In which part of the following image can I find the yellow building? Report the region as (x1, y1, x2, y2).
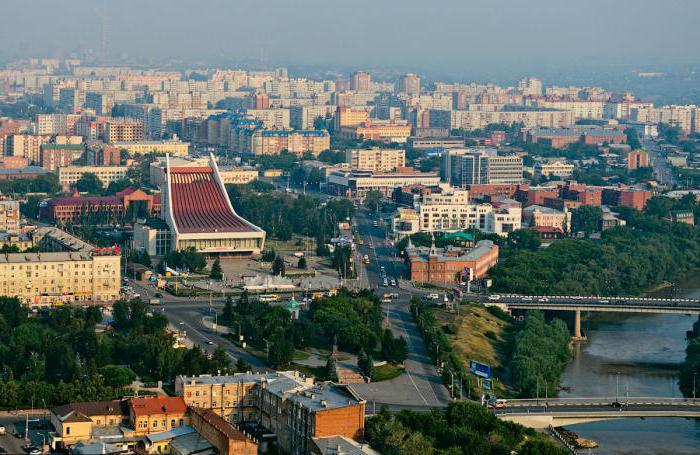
(534, 160, 575, 178)
(50, 400, 129, 448)
(346, 148, 406, 172)
(175, 373, 269, 421)
(0, 227, 121, 306)
(113, 139, 190, 156)
(219, 167, 259, 185)
(58, 165, 130, 191)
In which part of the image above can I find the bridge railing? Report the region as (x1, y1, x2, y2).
(506, 397, 700, 406)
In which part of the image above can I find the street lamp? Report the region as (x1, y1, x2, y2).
(693, 372, 697, 399)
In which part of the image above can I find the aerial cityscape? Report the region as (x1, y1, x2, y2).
(0, 1, 699, 454)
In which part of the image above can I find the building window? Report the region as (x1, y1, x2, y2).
(66, 427, 70, 435)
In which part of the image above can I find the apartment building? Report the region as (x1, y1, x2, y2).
(441, 149, 522, 186)
(535, 99, 607, 119)
(36, 113, 81, 135)
(334, 107, 370, 129)
(112, 139, 189, 156)
(85, 91, 114, 115)
(449, 109, 574, 131)
(175, 372, 366, 455)
(351, 71, 371, 91)
(40, 143, 84, 171)
(6, 134, 52, 163)
(345, 148, 405, 172)
(627, 150, 650, 170)
(399, 73, 421, 95)
(58, 165, 130, 190)
(0, 199, 20, 232)
(0, 227, 121, 306)
(246, 108, 291, 129)
(249, 130, 330, 156)
(103, 119, 145, 142)
(340, 123, 413, 143)
(290, 105, 337, 129)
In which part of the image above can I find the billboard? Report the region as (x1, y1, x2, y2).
(470, 360, 491, 378)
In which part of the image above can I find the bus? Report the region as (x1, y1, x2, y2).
(259, 294, 281, 302)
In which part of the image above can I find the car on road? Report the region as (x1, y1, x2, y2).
(206, 340, 214, 345)
(428, 293, 439, 300)
(538, 297, 549, 302)
(383, 278, 388, 287)
(521, 296, 533, 301)
(390, 292, 399, 298)
(488, 295, 500, 301)
(487, 398, 508, 409)
(390, 279, 397, 286)
(599, 299, 610, 303)
(382, 298, 392, 303)
(373, 221, 378, 227)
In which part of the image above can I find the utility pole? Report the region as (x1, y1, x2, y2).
(616, 372, 620, 403)
(694, 372, 697, 399)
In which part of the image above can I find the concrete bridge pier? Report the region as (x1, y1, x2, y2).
(572, 309, 586, 341)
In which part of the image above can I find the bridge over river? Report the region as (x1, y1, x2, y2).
(461, 294, 700, 338)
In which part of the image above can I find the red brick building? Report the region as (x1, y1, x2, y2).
(47, 188, 161, 225)
(407, 240, 499, 284)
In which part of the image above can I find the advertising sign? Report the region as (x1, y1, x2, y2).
(470, 360, 491, 378)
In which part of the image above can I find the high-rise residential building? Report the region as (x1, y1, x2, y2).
(627, 150, 650, 170)
(40, 143, 84, 171)
(58, 87, 83, 113)
(290, 105, 337, 130)
(102, 119, 145, 143)
(351, 71, 371, 91)
(345, 148, 406, 172)
(441, 149, 490, 187)
(85, 92, 114, 115)
(399, 73, 421, 95)
(441, 149, 522, 186)
(334, 107, 370, 130)
(6, 134, 52, 164)
(250, 92, 270, 109)
(518, 77, 543, 97)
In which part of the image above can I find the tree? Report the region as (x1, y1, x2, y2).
(325, 358, 338, 382)
(268, 329, 294, 368)
(210, 257, 223, 279)
(297, 256, 307, 269)
(572, 206, 603, 236)
(75, 172, 103, 193)
(381, 329, 407, 364)
(99, 365, 136, 388)
(624, 127, 642, 150)
(222, 296, 234, 323)
(261, 249, 276, 262)
(272, 255, 285, 276)
(364, 190, 383, 212)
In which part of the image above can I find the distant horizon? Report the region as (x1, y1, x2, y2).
(1, 0, 698, 74)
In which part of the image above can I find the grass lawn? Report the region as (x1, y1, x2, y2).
(293, 350, 311, 361)
(371, 363, 404, 382)
(435, 303, 513, 395)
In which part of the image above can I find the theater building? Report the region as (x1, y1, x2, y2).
(134, 154, 265, 257)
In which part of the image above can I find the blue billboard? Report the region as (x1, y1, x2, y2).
(470, 360, 491, 378)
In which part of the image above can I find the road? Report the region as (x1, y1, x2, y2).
(129, 280, 270, 371)
(644, 138, 677, 187)
(348, 210, 450, 408)
(142, 185, 449, 409)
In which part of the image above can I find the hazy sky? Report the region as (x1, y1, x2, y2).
(2, 0, 699, 73)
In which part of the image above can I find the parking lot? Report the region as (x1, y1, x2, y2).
(0, 414, 50, 454)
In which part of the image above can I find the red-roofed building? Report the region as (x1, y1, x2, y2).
(47, 188, 160, 225)
(129, 396, 189, 436)
(151, 154, 265, 256)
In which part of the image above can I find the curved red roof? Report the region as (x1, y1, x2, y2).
(169, 168, 254, 233)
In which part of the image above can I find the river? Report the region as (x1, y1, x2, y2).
(558, 278, 700, 454)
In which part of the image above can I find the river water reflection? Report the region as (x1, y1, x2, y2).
(558, 278, 700, 454)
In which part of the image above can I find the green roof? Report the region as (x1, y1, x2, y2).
(443, 231, 476, 241)
(41, 144, 84, 150)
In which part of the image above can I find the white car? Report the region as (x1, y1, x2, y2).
(383, 278, 389, 286)
(488, 295, 500, 301)
(390, 279, 397, 286)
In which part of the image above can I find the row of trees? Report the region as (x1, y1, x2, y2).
(510, 312, 571, 397)
(0, 297, 231, 409)
(365, 402, 568, 455)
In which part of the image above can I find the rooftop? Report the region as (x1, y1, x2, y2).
(129, 396, 187, 417)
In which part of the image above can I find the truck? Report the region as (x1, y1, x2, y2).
(363, 254, 370, 264)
